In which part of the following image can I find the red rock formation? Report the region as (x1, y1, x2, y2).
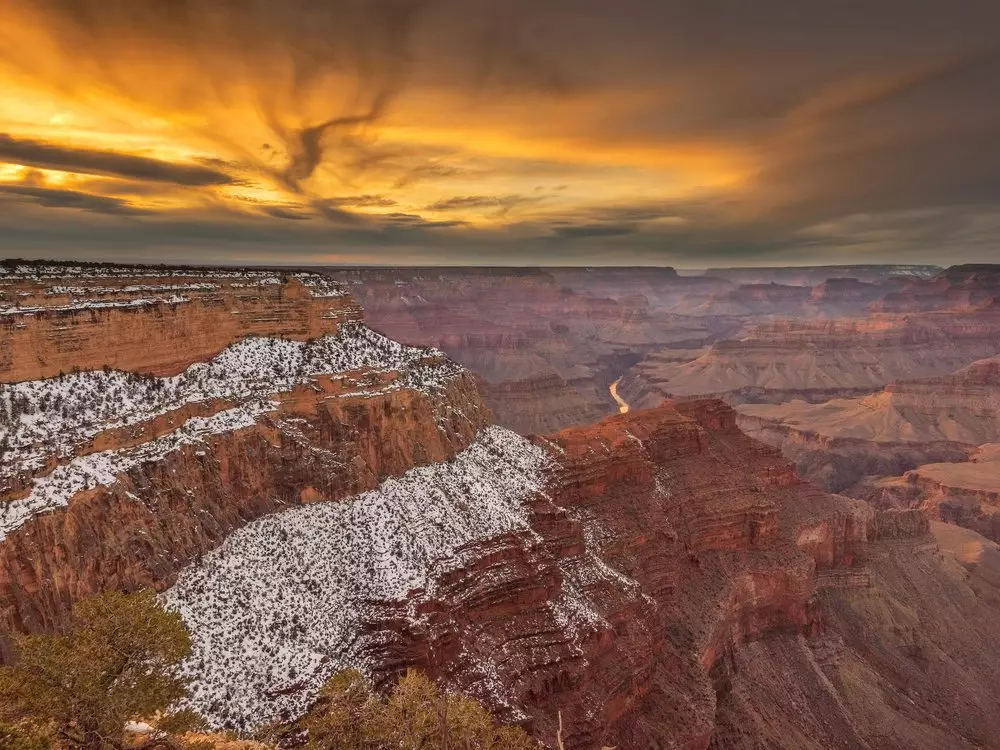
(329, 267, 721, 434)
(738, 354, 1000, 491)
(0, 369, 490, 634)
(0, 269, 361, 382)
(625, 311, 1000, 407)
(307, 399, 880, 748)
(6, 262, 1000, 749)
(860, 444, 1000, 541)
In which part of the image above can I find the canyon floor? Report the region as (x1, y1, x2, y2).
(3, 260, 1000, 748)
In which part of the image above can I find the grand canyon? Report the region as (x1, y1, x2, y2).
(5, 3, 1000, 747)
(3, 260, 1000, 749)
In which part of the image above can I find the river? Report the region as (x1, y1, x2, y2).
(609, 378, 630, 414)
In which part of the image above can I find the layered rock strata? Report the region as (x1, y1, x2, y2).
(0, 263, 360, 382)
(5, 263, 1000, 749)
(623, 312, 1000, 407)
(738, 355, 1000, 491)
(0, 267, 487, 634)
(861, 444, 1000, 541)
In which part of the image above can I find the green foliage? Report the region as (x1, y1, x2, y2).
(294, 669, 539, 750)
(0, 720, 56, 750)
(0, 589, 193, 749)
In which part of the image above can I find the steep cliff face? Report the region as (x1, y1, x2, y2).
(0, 265, 490, 635)
(860, 444, 1000, 541)
(624, 312, 1000, 407)
(156, 397, 891, 747)
(709, 519, 1000, 750)
(738, 355, 1000, 491)
(0, 264, 361, 382)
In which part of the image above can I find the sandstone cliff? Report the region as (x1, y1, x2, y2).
(738, 355, 1000, 491)
(623, 312, 1000, 407)
(5, 263, 1000, 749)
(0, 263, 361, 382)
(0, 265, 489, 634)
(860, 444, 1000, 542)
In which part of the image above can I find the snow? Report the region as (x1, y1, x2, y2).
(0, 295, 190, 316)
(0, 264, 283, 281)
(162, 426, 550, 730)
(0, 323, 460, 535)
(0, 401, 271, 541)
(45, 284, 219, 296)
(163, 426, 640, 733)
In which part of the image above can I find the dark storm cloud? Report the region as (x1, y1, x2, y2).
(424, 195, 539, 214)
(312, 200, 367, 225)
(0, 134, 235, 186)
(382, 212, 466, 229)
(550, 223, 636, 239)
(0, 184, 146, 214)
(21, 0, 572, 191)
(329, 194, 398, 208)
(261, 206, 313, 221)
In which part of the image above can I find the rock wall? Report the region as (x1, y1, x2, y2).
(0, 266, 362, 382)
(4, 262, 1000, 749)
(737, 355, 1000, 491)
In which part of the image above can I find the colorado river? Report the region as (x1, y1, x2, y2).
(609, 378, 630, 414)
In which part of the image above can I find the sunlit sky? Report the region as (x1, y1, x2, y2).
(1, 1, 999, 266)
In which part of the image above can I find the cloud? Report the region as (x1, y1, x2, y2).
(0, 134, 234, 186)
(260, 205, 312, 221)
(382, 212, 466, 229)
(3, 1, 1000, 264)
(328, 194, 398, 208)
(550, 223, 636, 239)
(0, 184, 146, 214)
(312, 200, 367, 225)
(424, 194, 539, 214)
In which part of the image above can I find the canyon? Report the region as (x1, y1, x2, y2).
(3, 261, 1000, 748)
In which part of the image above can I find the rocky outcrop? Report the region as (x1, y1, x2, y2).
(0, 265, 490, 634)
(158, 398, 881, 746)
(860, 444, 1000, 541)
(627, 312, 1000, 407)
(328, 267, 719, 435)
(0, 264, 361, 382)
(738, 355, 1000, 491)
(710, 519, 1000, 750)
(0, 370, 489, 634)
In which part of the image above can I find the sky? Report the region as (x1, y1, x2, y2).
(1, 1, 999, 267)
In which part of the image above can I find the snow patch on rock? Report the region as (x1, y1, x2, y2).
(0, 323, 453, 482)
(163, 426, 551, 731)
(0, 402, 271, 541)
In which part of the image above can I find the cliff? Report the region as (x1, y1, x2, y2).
(0, 266, 490, 634)
(0, 264, 362, 382)
(5, 263, 1000, 749)
(738, 355, 1000, 491)
(160, 398, 882, 746)
(624, 312, 1000, 407)
(861, 444, 1000, 541)
(327, 267, 714, 435)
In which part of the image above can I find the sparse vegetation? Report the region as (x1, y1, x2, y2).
(0, 590, 202, 750)
(279, 668, 539, 750)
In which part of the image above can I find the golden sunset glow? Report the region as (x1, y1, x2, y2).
(1, 1, 998, 265)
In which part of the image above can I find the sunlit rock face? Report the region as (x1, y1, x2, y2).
(738, 354, 1000, 493)
(0, 263, 489, 634)
(6, 262, 1000, 749)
